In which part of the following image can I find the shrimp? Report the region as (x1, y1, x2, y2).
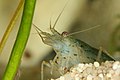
(33, 1, 115, 80)
(34, 22, 115, 80)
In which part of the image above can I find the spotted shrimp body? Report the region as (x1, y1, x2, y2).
(33, 1, 115, 79)
(34, 23, 115, 80)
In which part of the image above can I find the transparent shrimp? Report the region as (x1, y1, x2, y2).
(34, 19, 115, 80)
(33, 1, 115, 80)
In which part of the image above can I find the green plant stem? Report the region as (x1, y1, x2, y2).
(2, 0, 36, 80)
(0, 0, 24, 54)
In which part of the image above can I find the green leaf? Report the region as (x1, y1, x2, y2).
(2, 0, 36, 80)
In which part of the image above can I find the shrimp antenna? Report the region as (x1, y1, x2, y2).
(52, 0, 70, 29)
(33, 23, 45, 43)
(33, 24, 43, 32)
(68, 25, 101, 36)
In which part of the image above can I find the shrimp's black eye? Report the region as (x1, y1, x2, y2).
(61, 31, 69, 37)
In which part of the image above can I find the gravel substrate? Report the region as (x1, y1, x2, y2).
(51, 61, 120, 80)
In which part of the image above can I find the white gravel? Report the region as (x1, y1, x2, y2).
(51, 61, 120, 80)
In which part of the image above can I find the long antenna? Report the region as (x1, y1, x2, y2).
(52, 0, 70, 29)
(68, 25, 101, 36)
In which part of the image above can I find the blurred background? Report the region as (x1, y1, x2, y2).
(0, 0, 120, 80)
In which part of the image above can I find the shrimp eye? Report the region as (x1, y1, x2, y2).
(61, 31, 69, 37)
